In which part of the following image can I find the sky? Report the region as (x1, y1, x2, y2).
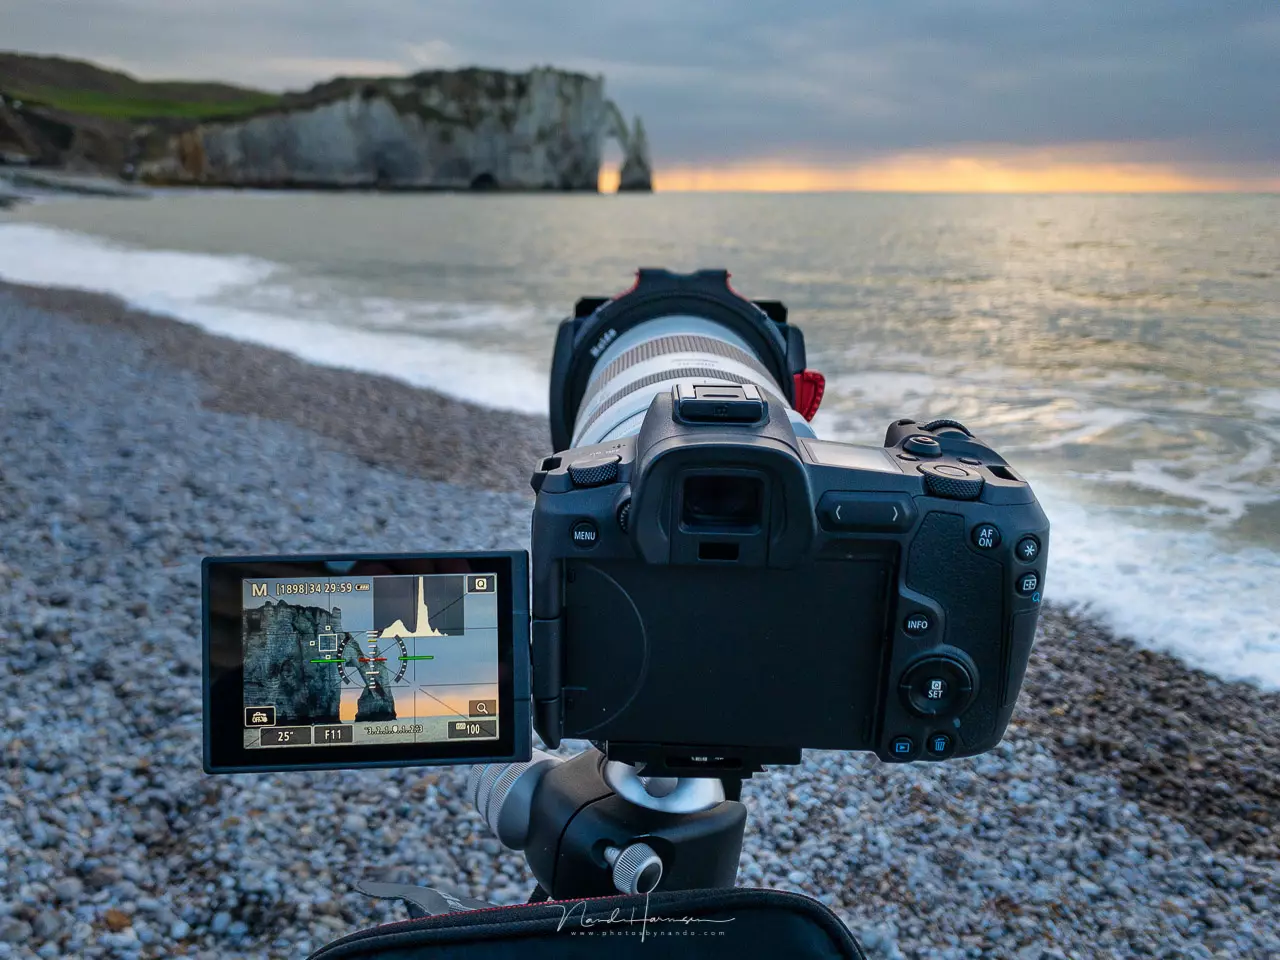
(5, 0, 1280, 191)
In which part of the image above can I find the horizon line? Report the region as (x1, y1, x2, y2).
(599, 157, 1280, 195)
(631, 188, 1280, 195)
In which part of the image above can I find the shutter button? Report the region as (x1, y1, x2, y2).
(903, 435, 943, 457)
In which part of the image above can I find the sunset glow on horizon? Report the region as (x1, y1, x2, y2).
(600, 153, 1280, 194)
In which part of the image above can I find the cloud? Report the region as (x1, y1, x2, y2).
(405, 40, 463, 70)
(3, 0, 1279, 181)
(256, 57, 411, 86)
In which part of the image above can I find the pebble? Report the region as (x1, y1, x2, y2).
(52, 879, 84, 903)
(0, 290, 1277, 959)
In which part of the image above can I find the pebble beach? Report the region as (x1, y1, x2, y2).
(1, 280, 1277, 959)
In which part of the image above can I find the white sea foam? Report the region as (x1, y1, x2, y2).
(0, 223, 549, 413)
(1082, 447, 1278, 525)
(1011, 407, 1145, 452)
(1031, 479, 1280, 689)
(1251, 390, 1280, 418)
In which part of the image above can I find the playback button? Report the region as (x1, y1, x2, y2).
(890, 736, 917, 759)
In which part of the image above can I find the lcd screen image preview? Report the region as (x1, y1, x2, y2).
(240, 574, 500, 748)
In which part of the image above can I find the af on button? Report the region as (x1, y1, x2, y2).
(971, 523, 1001, 550)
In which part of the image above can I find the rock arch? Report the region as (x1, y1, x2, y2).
(603, 100, 652, 192)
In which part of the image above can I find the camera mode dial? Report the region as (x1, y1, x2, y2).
(919, 462, 984, 500)
(921, 418, 973, 436)
(568, 454, 621, 487)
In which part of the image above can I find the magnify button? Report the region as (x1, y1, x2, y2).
(469, 699, 496, 717)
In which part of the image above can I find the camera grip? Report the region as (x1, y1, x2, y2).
(905, 511, 1006, 749)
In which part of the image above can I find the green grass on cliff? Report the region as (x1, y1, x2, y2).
(0, 52, 282, 121)
(7, 85, 281, 121)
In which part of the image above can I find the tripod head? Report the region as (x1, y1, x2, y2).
(469, 748, 748, 900)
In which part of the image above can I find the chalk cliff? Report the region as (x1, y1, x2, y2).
(618, 116, 653, 192)
(242, 600, 343, 725)
(134, 68, 652, 191)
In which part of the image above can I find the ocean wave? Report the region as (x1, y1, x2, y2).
(0, 223, 549, 413)
(1251, 390, 1280, 418)
(1032, 480, 1280, 689)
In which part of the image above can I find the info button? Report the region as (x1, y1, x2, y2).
(817, 493, 917, 533)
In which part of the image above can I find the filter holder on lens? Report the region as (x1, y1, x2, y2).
(548, 269, 805, 452)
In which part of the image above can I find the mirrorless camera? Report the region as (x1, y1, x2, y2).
(203, 269, 1048, 780)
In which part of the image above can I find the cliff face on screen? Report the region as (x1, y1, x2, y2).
(242, 600, 343, 725)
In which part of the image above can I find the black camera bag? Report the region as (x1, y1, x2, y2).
(307, 886, 866, 959)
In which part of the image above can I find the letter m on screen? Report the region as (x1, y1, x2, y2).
(251, 583, 268, 598)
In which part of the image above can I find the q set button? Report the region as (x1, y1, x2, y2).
(899, 656, 976, 718)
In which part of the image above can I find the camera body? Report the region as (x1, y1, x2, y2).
(530, 386, 1049, 774)
(199, 268, 1053, 910)
(201, 269, 1049, 784)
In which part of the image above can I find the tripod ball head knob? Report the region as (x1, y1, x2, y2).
(605, 842, 664, 894)
(468, 748, 744, 899)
